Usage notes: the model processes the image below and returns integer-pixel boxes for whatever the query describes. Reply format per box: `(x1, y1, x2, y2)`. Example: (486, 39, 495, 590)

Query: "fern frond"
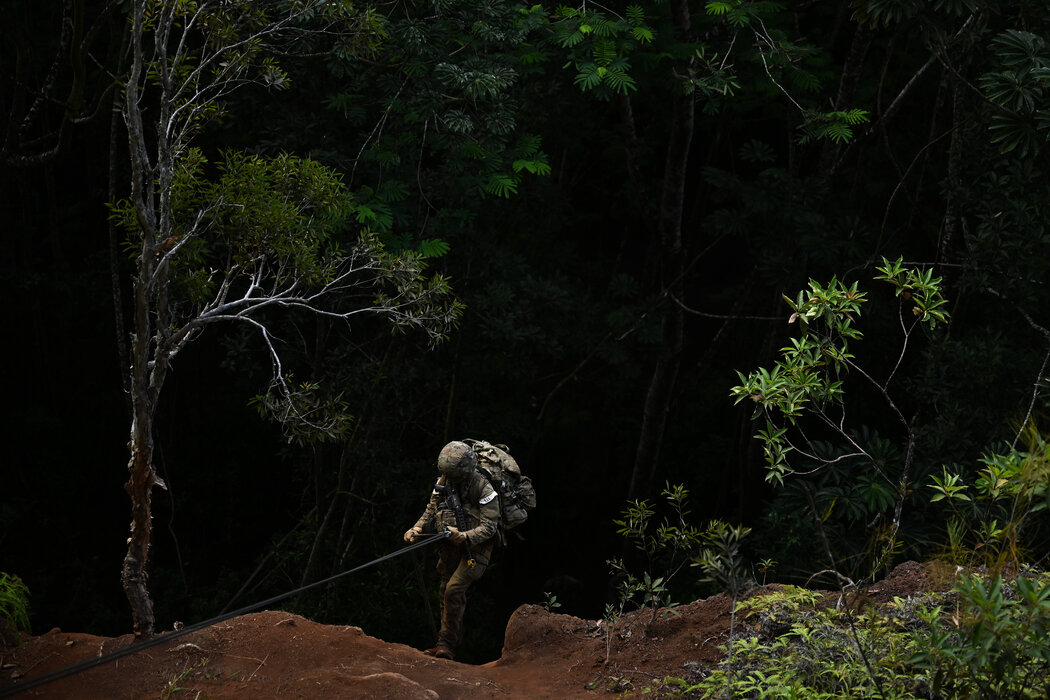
(726, 8, 752, 28)
(354, 200, 393, 231)
(706, 1, 735, 15)
(516, 133, 543, 158)
(788, 68, 821, 93)
(513, 156, 551, 176)
(519, 49, 549, 66)
(574, 62, 602, 91)
(739, 139, 776, 164)
(417, 238, 450, 259)
(604, 64, 637, 94)
(632, 26, 654, 43)
(825, 122, 853, 144)
(376, 179, 409, 203)
(591, 14, 619, 38)
(593, 38, 617, 66)
(554, 24, 586, 48)
(485, 173, 519, 198)
(460, 141, 486, 160)
(841, 108, 870, 125)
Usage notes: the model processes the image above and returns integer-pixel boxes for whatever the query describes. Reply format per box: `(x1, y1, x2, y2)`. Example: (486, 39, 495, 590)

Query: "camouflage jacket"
(413, 471, 500, 546)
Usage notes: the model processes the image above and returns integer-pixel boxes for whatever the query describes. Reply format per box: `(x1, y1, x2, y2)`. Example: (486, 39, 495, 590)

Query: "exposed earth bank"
(1, 561, 940, 699)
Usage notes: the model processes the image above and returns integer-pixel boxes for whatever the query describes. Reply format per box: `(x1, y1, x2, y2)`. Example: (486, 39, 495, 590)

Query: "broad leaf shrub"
(911, 572, 1050, 699)
(658, 571, 1050, 699)
(731, 258, 950, 581)
(928, 431, 1050, 576)
(681, 586, 926, 699)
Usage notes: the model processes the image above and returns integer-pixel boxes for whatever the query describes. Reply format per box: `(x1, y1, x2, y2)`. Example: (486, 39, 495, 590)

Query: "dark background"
(4, 0, 1050, 663)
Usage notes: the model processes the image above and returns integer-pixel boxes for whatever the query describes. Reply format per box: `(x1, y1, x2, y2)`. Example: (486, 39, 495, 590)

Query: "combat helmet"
(437, 441, 477, 480)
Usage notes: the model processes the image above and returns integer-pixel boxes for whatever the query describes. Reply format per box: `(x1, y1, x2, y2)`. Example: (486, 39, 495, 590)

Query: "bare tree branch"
(116, 0, 459, 638)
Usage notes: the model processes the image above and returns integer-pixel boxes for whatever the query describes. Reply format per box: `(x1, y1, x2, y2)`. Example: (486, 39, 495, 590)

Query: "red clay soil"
(0, 561, 939, 700)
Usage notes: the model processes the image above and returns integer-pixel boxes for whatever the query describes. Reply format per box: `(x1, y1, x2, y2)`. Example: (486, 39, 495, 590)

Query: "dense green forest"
(3, 0, 1050, 665)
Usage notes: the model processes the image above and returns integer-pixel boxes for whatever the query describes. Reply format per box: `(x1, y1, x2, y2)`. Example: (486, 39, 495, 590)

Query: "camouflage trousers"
(435, 539, 495, 651)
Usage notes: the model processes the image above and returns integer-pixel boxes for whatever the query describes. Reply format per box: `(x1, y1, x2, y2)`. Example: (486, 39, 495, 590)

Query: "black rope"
(0, 532, 449, 698)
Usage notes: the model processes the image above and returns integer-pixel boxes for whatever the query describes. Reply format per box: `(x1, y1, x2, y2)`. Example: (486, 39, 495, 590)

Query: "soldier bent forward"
(404, 441, 500, 660)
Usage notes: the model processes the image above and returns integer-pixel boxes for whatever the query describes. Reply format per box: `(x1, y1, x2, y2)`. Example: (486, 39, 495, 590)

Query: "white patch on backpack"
(464, 439, 537, 535)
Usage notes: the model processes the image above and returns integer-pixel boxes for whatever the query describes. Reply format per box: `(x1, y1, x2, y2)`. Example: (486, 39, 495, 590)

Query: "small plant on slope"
(911, 571, 1050, 699)
(0, 572, 30, 643)
(681, 586, 928, 699)
(609, 483, 703, 626)
(928, 428, 1050, 576)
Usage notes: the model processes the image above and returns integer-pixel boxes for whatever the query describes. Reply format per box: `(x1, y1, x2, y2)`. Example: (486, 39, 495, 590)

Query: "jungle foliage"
(678, 571, 1050, 699)
(3, 0, 1050, 665)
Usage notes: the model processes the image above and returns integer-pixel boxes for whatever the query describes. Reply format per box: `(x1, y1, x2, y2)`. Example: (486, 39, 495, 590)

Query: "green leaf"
(603, 65, 637, 94)
(705, 2, 734, 15)
(460, 141, 486, 160)
(632, 27, 654, 43)
(512, 158, 551, 176)
(417, 238, 450, 259)
(826, 122, 853, 144)
(484, 173, 518, 198)
(573, 62, 603, 91)
(739, 139, 776, 164)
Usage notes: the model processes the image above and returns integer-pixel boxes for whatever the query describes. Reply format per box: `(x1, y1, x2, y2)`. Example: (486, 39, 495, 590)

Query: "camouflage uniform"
(411, 453, 500, 657)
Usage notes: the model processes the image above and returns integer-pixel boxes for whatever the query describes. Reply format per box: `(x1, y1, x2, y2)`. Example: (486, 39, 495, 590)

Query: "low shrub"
(0, 571, 31, 645)
(663, 570, 1050, 699)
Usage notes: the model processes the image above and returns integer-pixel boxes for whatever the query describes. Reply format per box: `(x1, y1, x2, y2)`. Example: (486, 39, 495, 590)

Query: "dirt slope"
(0, 561, 937, 699)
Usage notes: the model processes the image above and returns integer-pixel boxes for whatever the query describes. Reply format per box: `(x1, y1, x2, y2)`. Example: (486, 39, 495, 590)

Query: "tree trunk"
(122, 436, 156, 638)
(120, 0, 159, 639)
(626, 0, 694, 501)
(628, 304, 683, 501)
(122, 234, 160, 637)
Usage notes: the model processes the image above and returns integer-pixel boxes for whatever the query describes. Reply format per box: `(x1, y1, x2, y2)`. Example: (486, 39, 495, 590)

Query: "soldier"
(404, 441, 500, 660)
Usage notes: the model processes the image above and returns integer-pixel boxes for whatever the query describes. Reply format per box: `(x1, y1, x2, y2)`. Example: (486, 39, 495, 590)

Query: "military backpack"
(464, 439, 536, 535)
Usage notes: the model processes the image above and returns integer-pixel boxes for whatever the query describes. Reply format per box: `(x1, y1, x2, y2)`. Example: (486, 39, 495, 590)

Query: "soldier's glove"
(446, 527, 468, 545)
(404, 527, 423, 543)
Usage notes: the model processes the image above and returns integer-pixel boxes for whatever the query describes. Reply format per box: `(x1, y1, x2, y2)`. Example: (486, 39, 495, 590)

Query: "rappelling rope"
(0, 532, 450, 698)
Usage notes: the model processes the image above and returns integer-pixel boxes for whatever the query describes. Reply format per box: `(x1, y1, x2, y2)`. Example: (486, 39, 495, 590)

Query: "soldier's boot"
(423, 644, 454, 660)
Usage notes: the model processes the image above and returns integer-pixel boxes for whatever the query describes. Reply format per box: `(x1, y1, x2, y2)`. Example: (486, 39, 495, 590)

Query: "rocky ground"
(0, 561, 940, 699)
